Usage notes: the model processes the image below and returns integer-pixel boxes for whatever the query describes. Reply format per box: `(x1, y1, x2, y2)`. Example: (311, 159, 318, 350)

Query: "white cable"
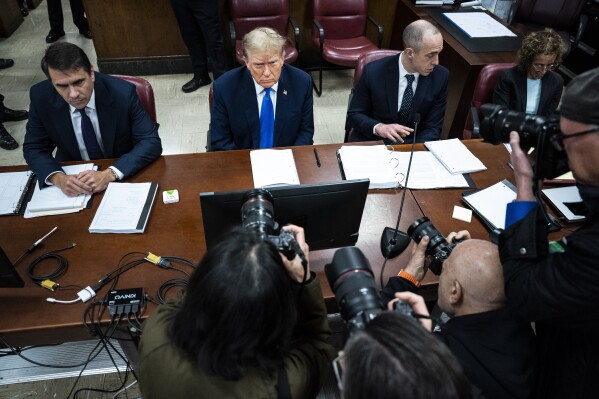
(46, 297, 81, 304)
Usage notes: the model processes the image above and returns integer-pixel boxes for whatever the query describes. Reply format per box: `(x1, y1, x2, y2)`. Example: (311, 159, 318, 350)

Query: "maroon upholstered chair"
(508, 0, 588, 58)
(228, 0, 300, 65)
(111, 74, 157, 124)
(463, 63, 515, 139)
(345, 49, 400, 142)
(312, 0, 383, 97)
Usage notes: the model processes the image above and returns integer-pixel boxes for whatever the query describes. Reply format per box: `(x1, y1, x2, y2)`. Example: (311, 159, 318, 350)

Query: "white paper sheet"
(443, 12, 517, 38)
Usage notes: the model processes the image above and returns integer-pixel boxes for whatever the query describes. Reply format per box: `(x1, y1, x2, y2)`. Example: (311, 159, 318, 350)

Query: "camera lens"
(479, 104, 549, 148)
(241, 189, 275, 240)
(407, 217, 453, 275)
(325, 247, 385, 332)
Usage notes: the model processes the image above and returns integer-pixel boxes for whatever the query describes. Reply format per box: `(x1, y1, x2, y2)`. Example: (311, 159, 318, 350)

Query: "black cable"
(26, 244, 75, 284)
(0, 334, 105, 369)
(156, 279, 188, 304)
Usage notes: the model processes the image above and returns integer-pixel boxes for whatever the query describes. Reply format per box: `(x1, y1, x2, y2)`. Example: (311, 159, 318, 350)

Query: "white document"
(338, 145, 470, 190)
(462, 180, 516, 230)
(425, 138, 487, 174)
(25, 164, 95, 218)
(338, 145, 400, 189)
(250, 149, 300, 188)
(89, 182, 158, 233)
(542, 186, 585, 222)
(394, 152, 470, 189)
(443, 12, 517, 38)
(0, 171, 32, 215)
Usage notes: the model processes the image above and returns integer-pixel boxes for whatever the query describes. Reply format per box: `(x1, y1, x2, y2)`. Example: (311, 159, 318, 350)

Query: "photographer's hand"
(509, 131, 535, 201)
(281, 225, 310, 283)
(446, 230, 471, 243)
(388, 292, 432, 332)
(404, 236, 430, 282)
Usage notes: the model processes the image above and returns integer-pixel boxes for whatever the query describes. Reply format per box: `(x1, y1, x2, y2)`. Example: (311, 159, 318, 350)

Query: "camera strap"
(276, 363, 292, 399)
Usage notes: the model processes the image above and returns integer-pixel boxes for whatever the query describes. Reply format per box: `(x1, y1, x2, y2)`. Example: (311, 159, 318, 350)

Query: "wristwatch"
(108, 168, 119, 181)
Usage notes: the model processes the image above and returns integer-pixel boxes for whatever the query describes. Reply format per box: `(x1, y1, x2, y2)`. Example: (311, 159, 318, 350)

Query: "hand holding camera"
(280, 225, 310, 283)
(388, 292, 432, 332)
(509, 131, 536, 202)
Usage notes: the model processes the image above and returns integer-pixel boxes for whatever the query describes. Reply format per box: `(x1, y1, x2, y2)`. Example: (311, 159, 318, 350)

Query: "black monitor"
(0, 246, 25, 288)
(200, 179, 370, 251)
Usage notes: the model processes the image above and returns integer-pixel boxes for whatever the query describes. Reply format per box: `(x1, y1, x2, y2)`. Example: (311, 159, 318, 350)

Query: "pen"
(28, 226, 58, 252)
(313, 148, 321, 167)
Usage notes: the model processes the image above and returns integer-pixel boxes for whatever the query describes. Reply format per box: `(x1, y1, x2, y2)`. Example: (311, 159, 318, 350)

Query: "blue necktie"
(78, 108, 104, 160)
(398, 74, 415, 124)
(259, 88, 274, 148)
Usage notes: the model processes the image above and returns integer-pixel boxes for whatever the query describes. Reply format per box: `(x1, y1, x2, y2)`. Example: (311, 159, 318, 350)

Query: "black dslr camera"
(479, 104, 568, 180)
(241, 189, 297, 260)
(325, 247, 412, 333)
(407, 217, 457, 275)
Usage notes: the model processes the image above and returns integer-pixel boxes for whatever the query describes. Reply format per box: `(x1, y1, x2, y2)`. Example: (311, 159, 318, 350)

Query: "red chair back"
(463, 63, 515, 139)
(229, 0, 298, 64)
(312, 0, 367, 41)
(515, 0, 585, 30)
(230, 0, 289, 36)
(354, 50, 400, 87)
(112, 74, 157, 124)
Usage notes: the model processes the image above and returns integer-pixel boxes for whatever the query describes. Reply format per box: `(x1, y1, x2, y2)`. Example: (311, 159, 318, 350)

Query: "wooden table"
(2, 140, 571, 347)
(0, 144, 422, 346)
(390, 0, 519, 140)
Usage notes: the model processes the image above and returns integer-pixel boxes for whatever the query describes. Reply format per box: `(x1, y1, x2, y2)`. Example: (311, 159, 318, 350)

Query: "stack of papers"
(89, 182, 158, 233)
(25, 164, 95, 218)
(415, 0, 444, 5)
(250, 149, 300, 188)
(424, 138, 487, 174)
(338, 145, 470, 189)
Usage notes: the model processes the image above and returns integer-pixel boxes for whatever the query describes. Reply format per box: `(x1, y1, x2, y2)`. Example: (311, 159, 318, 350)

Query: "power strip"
(107, 288, 145, 317)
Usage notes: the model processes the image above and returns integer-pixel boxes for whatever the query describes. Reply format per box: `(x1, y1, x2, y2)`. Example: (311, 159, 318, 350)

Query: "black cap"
(559, 67, 599, 126)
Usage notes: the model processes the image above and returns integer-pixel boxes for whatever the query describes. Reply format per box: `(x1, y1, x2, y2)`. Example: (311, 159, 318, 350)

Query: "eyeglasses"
(532, 63, 557, 72)
(550, 127, 599, 151)
(332, 354, 344, 392)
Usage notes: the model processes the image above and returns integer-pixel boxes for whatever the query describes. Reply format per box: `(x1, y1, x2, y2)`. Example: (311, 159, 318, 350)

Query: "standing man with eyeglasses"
(501, 67, 599, 399)
(210, 27, 314, 151)
(494, 29, 565, 117)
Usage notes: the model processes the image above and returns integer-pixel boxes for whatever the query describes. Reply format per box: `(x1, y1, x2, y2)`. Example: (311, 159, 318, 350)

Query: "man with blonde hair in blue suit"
(210, 27, 314, 151)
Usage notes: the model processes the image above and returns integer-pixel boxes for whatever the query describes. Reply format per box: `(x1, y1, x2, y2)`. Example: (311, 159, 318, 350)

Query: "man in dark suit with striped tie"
(348, 20, 449, 144)
(23, 43, 162, 197)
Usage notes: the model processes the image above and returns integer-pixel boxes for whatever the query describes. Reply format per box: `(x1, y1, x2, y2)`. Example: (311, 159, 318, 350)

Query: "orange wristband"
(398, 269, 421, 288)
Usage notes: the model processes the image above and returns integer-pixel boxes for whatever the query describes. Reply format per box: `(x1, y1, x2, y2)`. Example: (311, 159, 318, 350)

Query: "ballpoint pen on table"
(313, 148, 321, 167)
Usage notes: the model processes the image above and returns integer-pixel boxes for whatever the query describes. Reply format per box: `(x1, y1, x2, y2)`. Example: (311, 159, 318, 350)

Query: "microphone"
(380, 113, 421, 259)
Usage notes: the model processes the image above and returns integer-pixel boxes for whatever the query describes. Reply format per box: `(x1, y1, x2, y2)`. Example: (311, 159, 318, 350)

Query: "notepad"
(0, 171, 34, 216)
(250, 149, 300, 188)
(89, 182, 158, 233)
(462, 179, 516, 230)
(425, 138, 487, 174)
(338, 145, 471, 190)
(24, 163, 96, 218)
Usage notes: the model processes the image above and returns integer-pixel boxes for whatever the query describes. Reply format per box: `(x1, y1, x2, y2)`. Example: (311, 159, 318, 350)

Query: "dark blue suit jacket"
(24, 73, 162, 186)
(348, 54, 449, 143)
(493, 66, 563, 117)
(210, 64, 314, 151)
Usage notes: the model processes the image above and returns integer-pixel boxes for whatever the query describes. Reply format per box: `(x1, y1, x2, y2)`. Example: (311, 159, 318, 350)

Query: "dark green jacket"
(138, 276, 335, 398)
